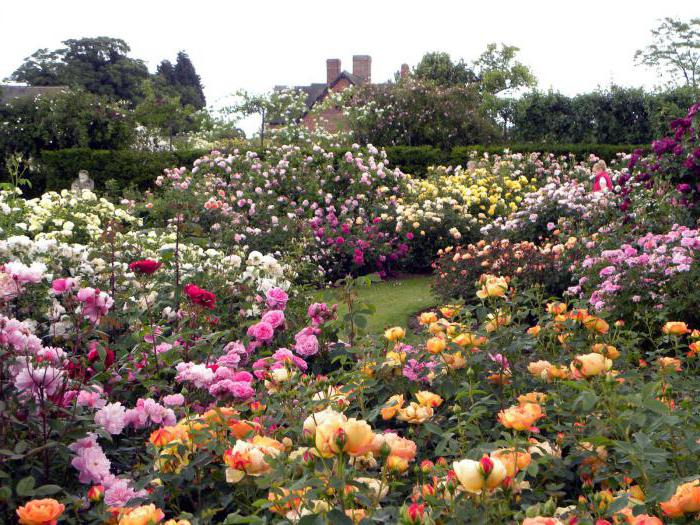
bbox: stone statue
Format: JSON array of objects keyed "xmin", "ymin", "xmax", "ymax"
[{"xmin": 71, "ymin": 170, "xmax": 94, "ymax": 193}]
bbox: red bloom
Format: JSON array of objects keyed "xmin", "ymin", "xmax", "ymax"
[
  {"xmin": 184, "ymin": 283, "xmax": 216, "ymax": 310},
  {"xmin": 129, "ymin": 259, "xmax": 162, "ymax": 275}
]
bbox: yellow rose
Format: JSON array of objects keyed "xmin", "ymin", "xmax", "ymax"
[
  {"xmin": 415, "ymin": 391, "xmax": 443, "ymax": 408},
  {"xmin": 453, "ymin": 456, "xmax": 507, "ymax": 494},
  {"xmin": 476, "ymin": 275, "xmax": 508, "ymax": 299},
  {"xmin": 419, "ymin": 312, "xmax": 438, "ymax": 325},
  {"xmin": 384, "ymin": 326, "xmax": 406, "ymax": 342},
  {"xmin": 118, "ymin": 504, "xmax": 165, "ymax": 525},
  {"xmin": 571, "ymin": 353, "xmax": 612, "ymax": 378}
]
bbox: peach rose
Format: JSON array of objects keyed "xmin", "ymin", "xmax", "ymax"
[
  {"xmin": 571, "ymin": 353, "xmax": 612, "ymax": 378},
  {"xmin": 546, "ymin": 302, "xmax": 568, "ymax": 315},
  {"xmin": 521, "ymin": 518, "xmax": 564, "ymax": 525},
  {"xmin": 315, "ymin": 418, "xmax": 374, "ymax": 458},
  {"xmin": 397, "ymin": 402, "xmax": 434, "ymax": 424},
  {"xmin": 302, "ymin": 408, "xmax": 346, "ymax": 438},
  {"xmin": 223, "ymin": 435, "xmax": 284, "ymax": 482},
  {"xmin": 498, "ymin": 403, "xmax": 543, "ymax": 431},
  {"xmin": 657, "ymin": 357, "xmax": 682, "ymax": 372},
  {"xmin": 17, "ymin": 499, "xmax": 65, "ymax": 525}
]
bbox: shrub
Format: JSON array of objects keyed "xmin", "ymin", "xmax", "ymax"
[
  {"xmin": 432, "ymin": 237, "xmax": 577, "ymax": 301},
  {"xmin": 35, "ymin": 148, "xmax": 208, "ymax": 195}
]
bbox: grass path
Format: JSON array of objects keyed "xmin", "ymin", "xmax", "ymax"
[{"xmin": 317, "ymin": 274, "xmax": 436, "ymax": 337}]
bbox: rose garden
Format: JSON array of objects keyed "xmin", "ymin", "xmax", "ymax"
[{"xmin": 2, "ymin": 17, "xmax": 700, "ymax": 525}]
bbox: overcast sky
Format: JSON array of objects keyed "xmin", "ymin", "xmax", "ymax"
[{"xmin": 2, "ymin": 0, "xmax": 698, "ymax": 133}]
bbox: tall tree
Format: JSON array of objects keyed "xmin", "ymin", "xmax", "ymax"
[
  {"xmin": 155, "ymin": 52, "xmax": 206, "ymax": 110},
  {"xmin": 9, "ymin": 37, "xmax": 149, "ymax": 105},
  {"xmin": 174, "ymin": 52, "xmax": 206, "ymax": 109},
  {"xmin": 473, "ymin": 43, "xmax": 537, "ymax": 96},
  {"xmin": 413, "ymin": 52, "xmax": 476, "ymax": 85},
  {"xmin": 635, "ymin": 17, "xmax": 700, "ymax": 89}
]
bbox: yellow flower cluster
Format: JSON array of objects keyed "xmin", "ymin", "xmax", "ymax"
[{"xmin": 393, "ymin": 166, "xmax": 537, "ymax": 238}]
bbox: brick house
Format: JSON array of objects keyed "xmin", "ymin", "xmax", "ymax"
[{"xmin": 274, "ymin": 55, "xmax": 379, "ymax": 133}]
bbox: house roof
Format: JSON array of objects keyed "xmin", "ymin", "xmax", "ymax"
[
  {"xmin": 269, "ymin": 70, "xmax": 364, "ymax": 125},
  {"xmin": 0, "ymin": 85, "xmax": 69, "ymax": 105}
]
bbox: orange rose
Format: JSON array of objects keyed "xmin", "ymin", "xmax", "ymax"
[
  {"xmin": 380, "ymin": 394, "xmax": 404, "ymax": 420},
  {"xmin": 426, "ymin": 337, "xmax": 447, "ymax": 354},
  {"xmin": 517, "ymin": 392, "xmax": 547, "ymax": 405},
  {"xmin": 591, "ymin": 343, "xmax": 620, "ymax": 360},
  {"xmin": 17, "ymin": 499, "xmax": 65, "ymax": 525},
  {"xmin": 546, "ymin": 302, "xmax": 568, "ymax": 315},
  {"xmin": 498, "ymin": 403, "xmax": 543, "ymax": 431},
  {"xmin": 584, "ymin": 316, "xmax": 609, "ymax": 334},
  {"xmin": 662, "ymin": 322, "xmax": 690, "ymax": 336},
  {"xmin": 660, "ymin": 479, "xmax": 700, "ymax": 517},
  {"xmin": 223, "ymin": 435, "xmax": 284, "ymax": 482},
  {"xmin": 491, "ymin": 448, "xmax": 531, "ymax": 477},
  {"xmin": 527, "ymin": 325, "xmax": 542, "ymax": 336}
]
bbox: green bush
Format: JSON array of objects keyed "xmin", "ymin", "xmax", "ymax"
[{"xmin": 36, "ymin": 148, "xmax": 207, "ymax": 194}]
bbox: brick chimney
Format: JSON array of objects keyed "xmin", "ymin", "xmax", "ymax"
[
  {"xmin": 352, "ymin": 55, "xmax": 371, "ymax": 83},
  {"xmin": 326, "ymin": 58, "xmax": 341, "ymax": 84},
  {"xmin": 400, "ymin": 63, "xmax": 410, "ymax": 79}
]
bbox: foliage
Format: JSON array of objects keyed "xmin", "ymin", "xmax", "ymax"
[
  {"xmin": 37, "ymin": 148, "xmax": 207, "ymax": 194},
  {"xmin": 635, "ymin": 17, "xmax": 700, "ymax": 89},
  {"xmin": 155, "ymin": 51, "xmax": 206, "ymax": 110},
  {"xmin": 341, "ymin": 78, "xmax": 499, "ymax": 149},
  {"xmin": 511, "ymin": 86, "xmax": 698, "ymax": 144},
  {"xmin": 9, "ymin": 37, "xmax": 150, "ymax": 105},
  {"xmin": 413, "ymin": 52, "xmax": 477, "ymax": 85}
]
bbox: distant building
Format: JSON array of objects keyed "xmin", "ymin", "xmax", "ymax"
[
  {"xmin": 273, "ymin": 56, "xmax": 409, "ymax": 133},
  {"xmin": 0, "ymin": 85, "xmax": 68, "ymax": 105}
]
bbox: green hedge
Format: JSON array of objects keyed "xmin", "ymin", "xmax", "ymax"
[
  {"xmin": 36, "ymin": 148, "xmax": 208, "ymax": 194},
  {"xmin": 32, "ymin": 144, "xmax": 645, "ymax": 196}
]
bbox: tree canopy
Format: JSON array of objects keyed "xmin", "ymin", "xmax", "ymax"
[
  {"xmin": 10, "ymin": 37, "xmax": 150, "ymax": 105},
  {"xmin": 635, "ymin": 17, "xmax": 700, "ymax": 90}
]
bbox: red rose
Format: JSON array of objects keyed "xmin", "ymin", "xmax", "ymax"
[
  {"xmin": 129, "ymin": 259, "xmax": 162, "ymax": 275},
  {"xmin": 184, "ymin": 283, "xmax": 216, "ymax": 310}
]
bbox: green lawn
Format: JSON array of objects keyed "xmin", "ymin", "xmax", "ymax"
[{"xmin": 317, "ymin": 274, "xmax": 436, "ymax": 337}]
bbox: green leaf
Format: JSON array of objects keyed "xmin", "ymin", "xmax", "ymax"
[
  {"xmin": 34, "ymin": 485, "xmax": 63, "ymax": 496},
  {"xmin": 16, "ymin": 476, "xmax": 35, "ymax": 497},
  {"xmin": 326, "ymin": 510, "xmax": 353, "ymax": 525}
]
